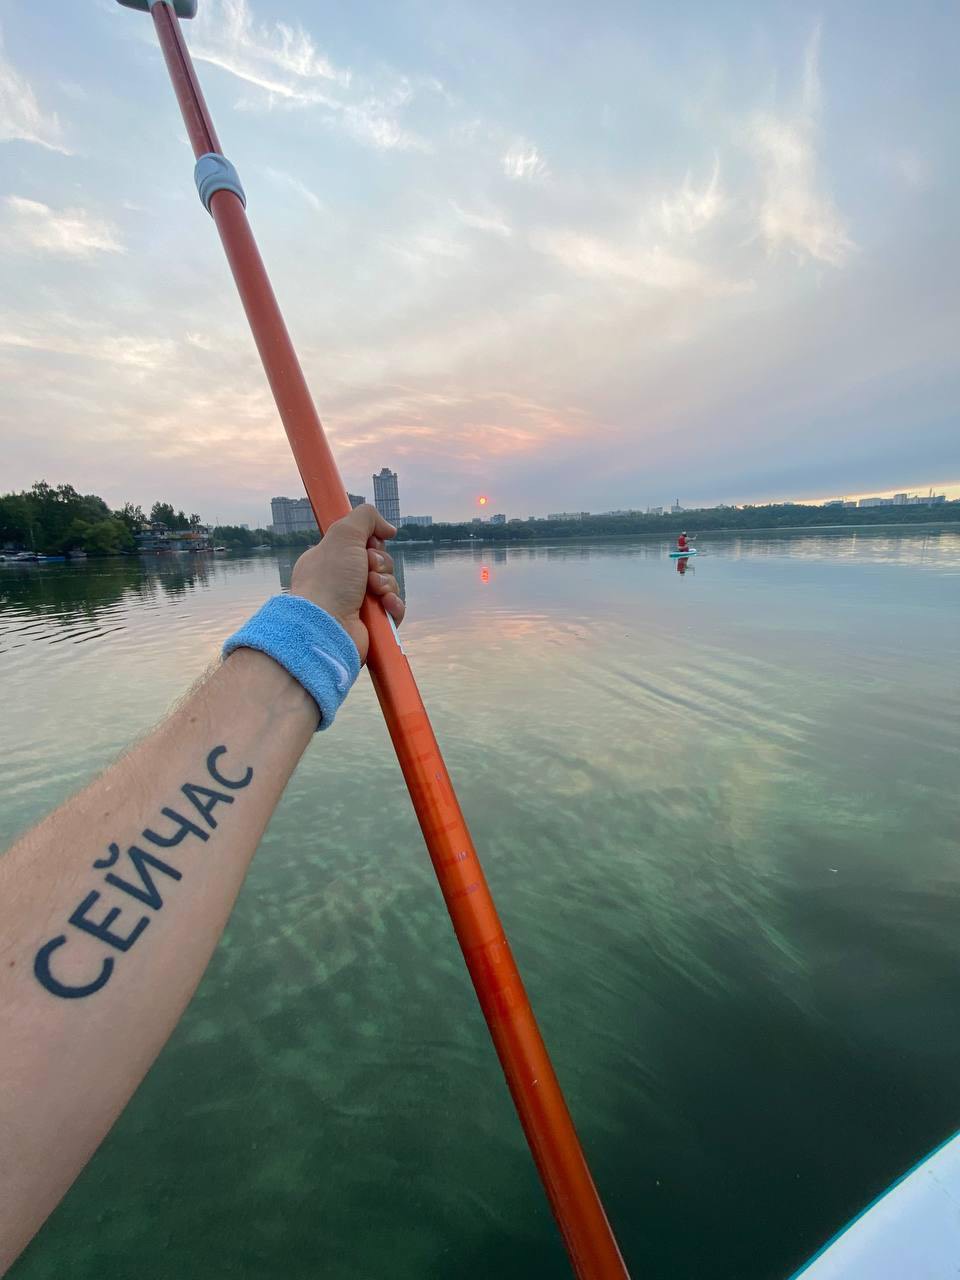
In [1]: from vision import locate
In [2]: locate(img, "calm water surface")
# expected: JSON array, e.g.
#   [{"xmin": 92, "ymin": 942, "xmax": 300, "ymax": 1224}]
[{"xmin": 2, "ymin": 529, "xmax": 959, "ymax": 1279}]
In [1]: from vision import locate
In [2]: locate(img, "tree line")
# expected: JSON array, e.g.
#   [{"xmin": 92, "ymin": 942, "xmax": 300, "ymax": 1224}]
[
  {"xmin": 0, "ymin": 483, "xmax": 137, "ymax": 555},
  {"xmin": 0, "ymin": 482, "xmax": 287, "ymax": 556},
  {"xmin": 396, "ymin": 501, "xmax": 959, "ymax": 543}
]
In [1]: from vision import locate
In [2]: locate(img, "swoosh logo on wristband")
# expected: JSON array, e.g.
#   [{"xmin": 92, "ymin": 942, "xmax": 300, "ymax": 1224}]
[{"xmin": 310, "ymin": 645, "xmax": 352, "ymax": 693}]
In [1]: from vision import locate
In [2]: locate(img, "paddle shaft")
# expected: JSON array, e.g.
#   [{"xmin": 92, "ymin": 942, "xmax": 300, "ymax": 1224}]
[{"xmin": 138, "ymin": 4, "xmax": 628, "ymax": 1276}]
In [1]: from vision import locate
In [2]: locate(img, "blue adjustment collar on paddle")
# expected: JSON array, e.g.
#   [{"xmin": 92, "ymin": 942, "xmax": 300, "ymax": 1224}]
[
  {"xmin": 116, "ymin": 0, "xmax": 198, "ymax": 17},
  {"xmin": 194, "ymin": 154, "xmax": 246, "ymax": 215}
]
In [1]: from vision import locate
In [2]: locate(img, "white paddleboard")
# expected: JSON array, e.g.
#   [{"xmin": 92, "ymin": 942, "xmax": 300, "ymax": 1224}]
[{"xmin": 790, "ymin": 1130, "xmax": 960, "ymax": 1279}]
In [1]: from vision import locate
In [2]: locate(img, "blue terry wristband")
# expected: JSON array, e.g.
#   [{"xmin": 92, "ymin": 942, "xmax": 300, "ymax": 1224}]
[{"xmin": 223, "ymin": 595, "xmax": 361, "ymax": 731}]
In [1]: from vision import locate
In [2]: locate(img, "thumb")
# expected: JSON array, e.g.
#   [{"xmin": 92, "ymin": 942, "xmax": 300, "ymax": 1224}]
[{"xmin": 334, "ymin": 503, "xmax": 396, "ymax": 545}]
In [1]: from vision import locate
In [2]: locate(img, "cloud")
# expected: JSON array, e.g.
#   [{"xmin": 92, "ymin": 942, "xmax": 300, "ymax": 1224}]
[
  {"xmin": 381, "ymin": 232, "xmax": 467, "ymax": 267},
  {"xmin": 659, "ymin": 156, "xmax": 724, "ymax": 237},
  {"xmin": 449, "ymin": 201, "xmax": 512, "ymax": 237},
  {"xmin": 264, "ymin": 166, "xmax": 324, "ymax": 212},
  {"xmin": 190, "ymin": 0, "xmax": 430, "ymax": 151},
  {"xmin": 1, "ymin": 197, "xmax": 124, "ymax": 258},
  {"xmin": 191, "ymin": 0, "xmax": 350, "ymax": 97},
  {"xmin": 801, "ymin": 20, "xmax": 822, "ymax": 116},
  {"xmin": 502, "ymin": 142, "xmax": 548, "ymax": 181},
  {"xmin": 532, "ymin": 228, "xmax": 745, "ymax": 296},
  {"xmin": 324, "ymin": 386, "xmax": 589, "ymax": 468},
  {"xmin": 0, "ymin": 314, "xmax": 171, "ymax": 370},
  {"xmin": 339, "ymin": 100, "xmax": 424, "ymax": 152},
  {"xmin": 0, "ymin": 29, "xmax": 69, "ymax": 153},
  {"xmin": 1, "ymin": 3, "xmax": 951, "ymax": 525},
  {"xmin": 746, "ymin": 24, "xmax": 854, "ymax": 267}
]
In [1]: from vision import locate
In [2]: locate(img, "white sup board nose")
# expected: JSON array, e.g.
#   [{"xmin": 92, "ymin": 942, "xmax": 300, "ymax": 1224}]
[{"xmin": 791, "ymin": 1130, "xmax": 960, "ymax": 1279}]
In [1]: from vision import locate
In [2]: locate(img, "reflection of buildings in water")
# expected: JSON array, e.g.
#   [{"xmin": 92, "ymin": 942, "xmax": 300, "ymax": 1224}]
[
  {"xmin": 545, "ymin": 544, "xmax": 594, "ymax": 561},
  {"xmin": 506, "ymin": 545, "xmax": 539, "ymax": 562},
  {"xmin": 391, "ymin": 550, "xmax": 407, "ymax": 602},
  {"xmin": 275, "ymin": 551, "xmax": 297, "ymax": 593},
  {"xmin": 141, "ymin": 556, "xmax": 212, "ymax": 599},
  {"xmin": 492, "ymin": 546, "xmax": 508, "ymax": 564},
  {"xmin": 393, "ymin": 543, "xmax": 435, "ymax": 602},
  {"xmin": 397, "ymin": 542, "xmax": 435, "ymax": 569}
]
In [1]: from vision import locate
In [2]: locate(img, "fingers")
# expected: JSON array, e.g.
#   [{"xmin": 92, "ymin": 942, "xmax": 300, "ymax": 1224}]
[
  {"xmin": 366, "ymin": 570, "xmax": 405, "ymax": 624},
  {"xmin": 367, "ymin": 547, "xmax": 393, "ymax": 574},
  {"xmin": 367, "ymin": 569, "xmax": 400, "ymax": 598},
  {"xmin": 382, "ymin": 592, "xmax": 405, "ymax": 625}
]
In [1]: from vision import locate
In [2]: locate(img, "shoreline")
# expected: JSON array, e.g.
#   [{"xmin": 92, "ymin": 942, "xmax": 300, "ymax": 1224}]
[
  {"xmin": 394, "ymin": 520, "xmax": 956, "ymax": 548},
  {"xmin": 3, "ymin": 521, "xmax": 953, "ymax": 564}
]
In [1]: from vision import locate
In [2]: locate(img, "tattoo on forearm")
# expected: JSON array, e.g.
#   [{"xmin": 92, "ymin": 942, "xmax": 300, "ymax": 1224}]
[{"xmin": 33, "ymin": 746, "xmax": 253, "ymax": 1000}]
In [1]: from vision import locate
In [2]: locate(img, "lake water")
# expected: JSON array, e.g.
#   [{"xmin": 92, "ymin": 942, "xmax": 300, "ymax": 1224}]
[{"xmin": 2, "ymin": 528, "xmax": 959, "ymax": 1280}]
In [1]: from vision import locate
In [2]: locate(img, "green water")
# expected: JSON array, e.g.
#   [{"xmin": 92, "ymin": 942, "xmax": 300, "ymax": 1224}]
[{"xmin": 2, "ymin": 529, "xmax": 958, "ymax": 1279}]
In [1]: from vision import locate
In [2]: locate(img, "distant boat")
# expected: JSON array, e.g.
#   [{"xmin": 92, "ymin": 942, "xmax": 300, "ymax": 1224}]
[
  {"xmin": 36, "ymin": 554, "xmax": 66, "ymax": 563},
  {"xmin": 213, "ymin": 545, "xmax": 228, "ymax": 552},
  {"xmin": 68, "ymin": 550, "xmax": 88, "ymax": 560}
]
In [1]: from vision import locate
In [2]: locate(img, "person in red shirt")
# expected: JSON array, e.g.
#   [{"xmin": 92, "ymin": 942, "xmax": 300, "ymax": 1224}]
[{"xmin": 677, "ymin": 530, "xmax": 690, "ymax": 553}]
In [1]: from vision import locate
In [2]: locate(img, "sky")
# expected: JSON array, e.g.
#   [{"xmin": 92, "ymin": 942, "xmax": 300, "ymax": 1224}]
[{"xmin": 0, "ymin": 0, "xmax": 957, "ymax": 526}]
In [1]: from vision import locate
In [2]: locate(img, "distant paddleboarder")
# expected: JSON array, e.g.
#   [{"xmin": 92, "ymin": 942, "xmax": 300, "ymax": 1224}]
[{"xmin": 677, "ymin": 531, "xmax": 691, "ymax": 554}]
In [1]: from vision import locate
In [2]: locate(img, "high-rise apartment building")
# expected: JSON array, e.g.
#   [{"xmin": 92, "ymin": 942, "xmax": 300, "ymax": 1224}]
[
  {"xmin": 272, "ymin": 493, "xmax": 366, "ymax": 534},
  {"xmin": 372, "ymin": 468, "xmax": 401, "ymax": 526},
  {"xmin": 270, "ymin": 496, "xmax": 318, "ymax": 535}
]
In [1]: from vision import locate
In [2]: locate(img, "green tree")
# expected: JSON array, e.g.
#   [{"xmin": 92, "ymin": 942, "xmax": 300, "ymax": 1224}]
[
  {"xmin": 148, "ymin": 494, "xmax": 189, "ymax": 524},
  {"xmin": 149, "ymin": 501, "xmax": 176, "ymax": 527},
  {"xmin": 25, "ymin": 482, "xmax": 109, "ymax": 552},
  {"xmin": 148, "ymin": 502, "xmax": 189, "ymax": 529},
  {"xmin": 83, "ymin": 518, "xmax": 134, "ymax": 556},
  {"xmin": 212, "ymin": 524, "xmax": 254, "ymax": 549},
  {"xmin": 0, "ymin": 494, "xmax": 32, "ymax": 547},
  {"xmin": 59, "ymin": 516, "xmax": 134, "ymax": 556},
  {"xmin": 115, "ymin": 502, "xmax": 145, "ymax": 535},
  {"xmin": 61, "ymin": 518, "xmax": 93, "ymax": 552}
]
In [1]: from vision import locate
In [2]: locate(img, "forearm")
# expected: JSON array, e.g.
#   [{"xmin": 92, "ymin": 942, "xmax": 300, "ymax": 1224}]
[{"xmin": 0, "ymin": 648, "xmax": 316, "ymax": 1271}]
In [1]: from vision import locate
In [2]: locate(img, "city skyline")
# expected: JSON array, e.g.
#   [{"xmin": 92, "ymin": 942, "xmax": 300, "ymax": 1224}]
[
  {"xmin": 262, "ymin": 478, "xmax": 950, "ymax": 532},
  {"xmin": 1, "ymin": 3, "xmax": 957, "ymax": 526}
]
